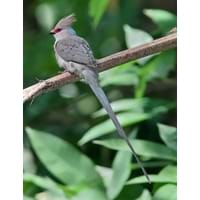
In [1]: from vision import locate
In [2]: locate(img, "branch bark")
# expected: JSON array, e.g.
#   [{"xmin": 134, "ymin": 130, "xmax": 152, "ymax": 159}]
[{"xmin": 23, "ymin": 32, "xmax": 177, "ymax": 103}]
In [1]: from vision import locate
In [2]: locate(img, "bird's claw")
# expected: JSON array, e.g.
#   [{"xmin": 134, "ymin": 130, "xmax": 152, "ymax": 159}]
[
  {"xmin": 57, "ymin": 69, "xmax": 69, "ymax": 74},
  {"xmin": 57, "ymin": 70, "xmax": 64, "ymax": 74},
  {"xmin": 35, "ymin": 77, "xmax": 44, "ymax": 83}
]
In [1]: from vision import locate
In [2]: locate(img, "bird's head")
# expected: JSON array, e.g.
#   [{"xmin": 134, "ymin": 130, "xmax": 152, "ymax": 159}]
[{"xmin": 50, "ymin": 14, "xmax": 76, "ymax": 35}]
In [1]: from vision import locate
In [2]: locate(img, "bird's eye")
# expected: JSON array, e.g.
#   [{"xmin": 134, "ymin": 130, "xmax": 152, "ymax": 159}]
[{"xmin": 54, "ymin": 28, "xmax": 62, "ymax": 33}]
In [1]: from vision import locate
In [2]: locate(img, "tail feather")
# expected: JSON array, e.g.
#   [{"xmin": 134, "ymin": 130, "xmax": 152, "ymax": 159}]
[{"xmin": 82, "ymin": 69, "xmax": 151, "ymax": 184}]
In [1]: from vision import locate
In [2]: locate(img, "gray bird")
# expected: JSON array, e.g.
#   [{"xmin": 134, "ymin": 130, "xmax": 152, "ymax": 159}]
[{"xmin": 50, "ymin": 14, "xmax": 150, "ymax": 183}]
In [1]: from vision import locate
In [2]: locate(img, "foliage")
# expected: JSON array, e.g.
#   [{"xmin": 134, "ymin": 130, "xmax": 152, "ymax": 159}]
[{"xmin": 24, "ymin": 0, "xmax": 177, "ymax": 199}]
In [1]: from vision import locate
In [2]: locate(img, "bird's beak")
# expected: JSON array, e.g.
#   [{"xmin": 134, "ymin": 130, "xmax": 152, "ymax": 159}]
[{"xmin": 49, "ymin": 29, "xmax": 55, "ymax": 34}]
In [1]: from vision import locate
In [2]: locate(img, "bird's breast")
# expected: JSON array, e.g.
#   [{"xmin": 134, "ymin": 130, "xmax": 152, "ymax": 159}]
[{"xmin": 55, "ymin": 52, "xmax": 86, "ymax": 77}]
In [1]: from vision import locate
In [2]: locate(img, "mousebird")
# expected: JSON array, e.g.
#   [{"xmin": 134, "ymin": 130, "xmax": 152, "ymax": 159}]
[{"xmin": 50, "ymin": 14, "xmax": 150, "ymax": 183}]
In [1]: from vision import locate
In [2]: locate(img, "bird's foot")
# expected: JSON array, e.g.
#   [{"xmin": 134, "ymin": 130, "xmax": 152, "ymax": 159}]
[
  {"xmin": 35, "ymin": 77, "xmax": 44, "ymax": 83},
  {"xmin": 57, "ymin": 70, "xmax": 64, "ymax": 74},
  {"xmin": 57, "ymin": 69, "xmax": 70, "ymax": 74},
  {"xmin": 35, "ymin": 78, "xmax": 50, "ymax": 87}
]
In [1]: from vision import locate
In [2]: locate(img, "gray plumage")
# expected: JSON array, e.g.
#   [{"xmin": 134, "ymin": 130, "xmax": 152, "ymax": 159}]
[
  {"xmin": 51, "ymin": 14, "xmax": 150, "ymax": 183},
  {"xmin": 54, "ymin": 14, "xmax": 76, "ymax": 30},
  {"xmin": 55, "ymin": 36, "xmax": 97, "ymax": 69}
]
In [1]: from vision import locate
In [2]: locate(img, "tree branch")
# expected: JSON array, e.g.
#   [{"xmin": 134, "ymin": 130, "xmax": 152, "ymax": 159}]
[{"xmin": 23, "ymin": 32, "xmax": 177, "ymax": 103}]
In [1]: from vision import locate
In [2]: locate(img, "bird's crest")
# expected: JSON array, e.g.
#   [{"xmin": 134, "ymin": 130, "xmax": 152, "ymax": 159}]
[{"xmin": 54, "ymin": 14, "xmax": 76, "ymax": 29}]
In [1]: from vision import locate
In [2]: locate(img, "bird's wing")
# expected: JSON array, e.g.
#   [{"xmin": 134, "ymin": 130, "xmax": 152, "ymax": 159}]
[{"xmin": 55, "ymin": 36, "xmax": 97, "ymax": 68}]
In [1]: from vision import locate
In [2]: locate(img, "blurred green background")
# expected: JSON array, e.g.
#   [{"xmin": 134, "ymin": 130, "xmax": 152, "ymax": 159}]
[{"xmin": 24, "ymin": 0, "xmax": 177, "ymax": 200}]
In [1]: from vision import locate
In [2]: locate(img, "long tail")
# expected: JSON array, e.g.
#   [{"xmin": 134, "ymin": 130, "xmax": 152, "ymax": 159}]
[{"xmin": 82, "ymin": 69, "xmax": 151, "ymax": 184}]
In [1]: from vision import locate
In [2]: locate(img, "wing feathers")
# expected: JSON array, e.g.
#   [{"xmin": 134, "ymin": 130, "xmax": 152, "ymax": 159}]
[{"xmin": 55, "ymin": 36, "xmax": 97, "ymax": 67}]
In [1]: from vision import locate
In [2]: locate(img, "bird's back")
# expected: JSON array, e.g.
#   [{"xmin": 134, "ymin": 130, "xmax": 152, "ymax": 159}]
[{"xmin": 54, "ymin": 35, "xmax": 97, "ymax": 69}]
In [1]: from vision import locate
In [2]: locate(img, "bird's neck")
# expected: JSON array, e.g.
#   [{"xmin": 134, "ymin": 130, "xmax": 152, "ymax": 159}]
[{"xmin": 54, "ymin": 27, "xmax": 76, "ymax": 41}]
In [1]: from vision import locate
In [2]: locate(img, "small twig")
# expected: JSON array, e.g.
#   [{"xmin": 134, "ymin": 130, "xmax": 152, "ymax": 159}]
[{"xmin": 23, "ymin": 32, "xmax": 177, "ymax": 103}]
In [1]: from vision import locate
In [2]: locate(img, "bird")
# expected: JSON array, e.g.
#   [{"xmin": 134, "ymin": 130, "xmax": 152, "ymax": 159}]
[{"xmin": 50, "ymin": 14, "xmax": 150, "ymax": 183}]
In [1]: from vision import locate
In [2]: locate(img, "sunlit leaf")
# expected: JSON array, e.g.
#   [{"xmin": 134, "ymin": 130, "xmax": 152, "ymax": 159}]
[
  {"xmin": 153, "ymin": 184, "xmax": 177, "ymax": 200},
  {"xmin": 134, "ymin": 77, "xmax": 147, "ymax": 98},
  {"xmin": 89, "ymin": 0, "xmax": 109, "ymax": 27},
  {"xmin": 140, "ymin": 50, "xmax": 176, "ymax": 81},
  {"xmin": 159, "ymin": 165, "xmax": 177, "ymax": 178},
  {"xmin": 144, "ymin": 9, "xmax": 176, "ymax": 33},
  {"xmin": 101, "ymin": 72, "xmax": 139, "ymax": 87},
  {"xmin": 107, "ymin": 151, "xmax": 132, "ymax": 199},
  {"xmin": 124, "ymin": 25, "xmax": 154, "ymax": 64},
  {"xmin": 78, "ymin": 113, "xmax": 149, "ymax": 145},
  {"xmin": 135, "ymin": 50, "xmax": 176, "ymax": 98},
  {"xmin": 94, "ymin": 139, "xmax": 176, "ymax": 161},
  {"xmin": 99, "ymin": 62, "xmax": 139, "ymax": 87},
  {"xmin": 93, "ymin": 98, "xmax": 175, "ymax": 118},
  {"xmin": 24, "ymin": 173, "xmax": 64, "ymax": 195},
  {"xmin": 35, "ymin": 191, "xmax": 68, "ymax": 200},
  {"xmin": 127, "ymin": 165, "xmax": 176, "ymax": 185},
  {"xmin": 136, "ymin": 189, "xmax": 152, "ymax": 200},
  {"xmin": 35, "ymin": 3, "xmax": 56, "ymax": 31},
  {"xmin": 96, "ymin": 166, "xmax": 113, "ymax": 189},
  {"xmin": 93, "ymin": 99, "xmax": 144, "ymax": 118},
  {"xmin": 124, "ymin": 25, "xmax": 153, "ymax": 48},
  {"xmin": 26, "ymin": 127, "xmax": 103, "ymax": 187},
  {"xmin": 127, "ymin": 174, "xmax": 176, "ymax": 185},
  {"xmin": 158, "ymin": 124, "xmax": 177, "ymax": 151},
  {"xmin": 71, "ymin": 187, "xmax": 108, "ymax": 200}
]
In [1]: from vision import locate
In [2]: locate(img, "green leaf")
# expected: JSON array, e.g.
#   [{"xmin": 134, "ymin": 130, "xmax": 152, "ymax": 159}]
[
  {"xmin": 23, "ymin": 173, "xmax": 64, "ymax": 195},
  {"xmin": 26, "ymin": 127, "xmax": 103, "ymax": 187},
  {"xmin": 78, "ymin": 112, "xmax": 149, "ymax": 145},
  {"xmin": 93, "ymin": 99, "xmax": 144, "ymax": 118},
  {"xmin": 23, "ymin": 196, "xmax": 34, "ymax": 200},
  {"xmin": 35, "ymin": 191, "xmax": 68, "ymax": 200},
  {"xmin": 131, "ymin": 161, "xmax": 173, "ymax": 171},
  {"xmin": 23, "ymin": 147, "xmax": 36, "ymax": 174},
  {"xmin": 99, "ymin": 57, "xmax": 139, "ymax": 87},
  {"xmin": 115, "ymin": 185, "xmax": 143, "ymax": 200},
  {"xmin": 135, "ymin": 50, "xmax": 176, "ymax": 98},
  {"xmin": 94, "ymin": 139, "xmax": 176, "ymax": 161},
  {"xmin": 136, "ymin": 189, "xmax": 152, "ymax": 200},
  {"xmin": 134, "ymin": 77, "xmax": 147, "ymax": 98},
  {"xmin": 107, "ymin": 151, "xmax": 132, "ymax": 199},
  {"xmin": 159, "ymin": 165, "xmax": 177, "ymax": 178},
  {"xmin": 93, "ymin": 98, "xmax": 175, "ymax": 118},
  {"xmin": 71, "ymin": 187, "xmax": 108, "ymax": 200},
  {"xmin": 127, "ymin": 165, "xmax": 176, "ymax": 185},
  {"xmin": 127, "ymin": 174, "xmax": 176, "ymax": 185},
  {"xmin": 96, "ymin": 166, "xmax": 113, "ymax": 189},
  {"xmin": 140, "ymin": 50, "xmax": 176, "ymax": 81},
  {"xmin": 124, "ymin": 25, "xmax": 153, "ymax": 48},
  {"xmin": 89, "ymin": 0, "xmax": 109, "ymax": 27},
  {"xmin": 153, "ymin": 184, "xmax": 177, "ymax": 200},
  {"xmin": 124, "ymin": 25, "xmax": 154, "ymax": 64},
  {"xmin": 99, "ymin": 62, "xmax": 139, "ymax": 87},
  {"xmin": 101, "ymin": 72, "xmax": 139, "ymax": 87},
  {"xmin": 144, "ymin": 9, "xmax": 176, "ymax": 33},
  {"xmin": 35, "ymin": 3, "xmax": 56, "ymax": 31},
  {"xmin": 158, "ymin": 124, "xmax": 177, "ymax": 151}
]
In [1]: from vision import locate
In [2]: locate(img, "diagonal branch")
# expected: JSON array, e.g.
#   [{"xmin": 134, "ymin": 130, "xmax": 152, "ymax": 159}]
[{"xmin": 23, "ymin": 32, "xmax": 177, "ymax": 103}]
